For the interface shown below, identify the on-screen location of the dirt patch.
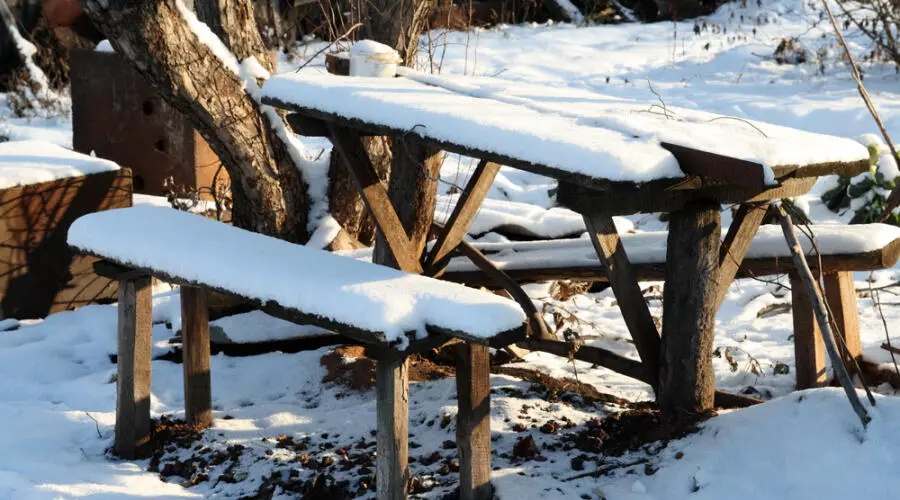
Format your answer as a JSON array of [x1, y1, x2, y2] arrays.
[[320, 346, 456, 391], [568, 407, 712, 458], [492, 365, 653, 410]]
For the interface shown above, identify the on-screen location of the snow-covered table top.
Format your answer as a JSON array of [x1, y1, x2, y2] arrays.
[[0, 140, 120, 189], [262, 70, 869, 187], [68, 206, 525, 347]]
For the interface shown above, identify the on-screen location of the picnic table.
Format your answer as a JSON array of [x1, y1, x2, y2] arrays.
[[260, 66, 871, 497]]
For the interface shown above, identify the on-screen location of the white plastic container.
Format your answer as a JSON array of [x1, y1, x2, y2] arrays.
[[349, 40, 402, 78]]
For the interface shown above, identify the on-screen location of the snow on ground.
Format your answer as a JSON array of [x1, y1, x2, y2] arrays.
[[2, 0, 900, 496]]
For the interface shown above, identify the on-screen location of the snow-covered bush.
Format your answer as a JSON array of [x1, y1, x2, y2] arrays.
[[822, 134, 900, 224]]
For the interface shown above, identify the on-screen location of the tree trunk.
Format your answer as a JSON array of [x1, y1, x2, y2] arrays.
[[78, 0, 309, 242], [194, 0, 275, 71]]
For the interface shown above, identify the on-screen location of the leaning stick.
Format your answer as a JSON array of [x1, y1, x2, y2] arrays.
[[774, 202, 870, 427]]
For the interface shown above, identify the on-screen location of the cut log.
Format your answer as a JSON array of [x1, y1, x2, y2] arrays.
[[659, 202, 720, 419], [456, 343, 492, 500], [181, 286, 212, 428], [115, 275, 153, 459], [790, 273, 827, 389]]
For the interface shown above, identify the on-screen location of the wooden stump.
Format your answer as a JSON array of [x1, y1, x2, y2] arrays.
[[659, 203, 721, 418], [791, 273, 827, 389], [376, 355, 410, 500], [115, 275, 153, 459], [181, 286, 212, 428], [456, 343, 492, 500], [823, 271, 862, 374]]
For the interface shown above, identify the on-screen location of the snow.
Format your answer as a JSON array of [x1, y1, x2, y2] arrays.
[[94, 40, 114, 53], [350, 39, 401, 61], [6, 0, 900, 496], [263, 71, 684, 183], [0, 140, 120, 189], [401, 70, 870, 174], [68, 206, 525, 344], [210, 310, 333, 344]]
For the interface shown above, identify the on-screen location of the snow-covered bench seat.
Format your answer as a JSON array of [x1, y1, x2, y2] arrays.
[[438, 223, 900, 392], [440, 224, 900, 286], [67, 206, 526, 466]]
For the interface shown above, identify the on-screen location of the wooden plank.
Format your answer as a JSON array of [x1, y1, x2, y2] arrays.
[[790, 273, 827, 389], [441, 236, 900, 287], [264, 101, 870, 192], [452, 238, 550, 340], [373, 136, 441, 270], [115, 275, 153, 459], [375, 355, 410, 500], [660, 142, 769, 187], [582, 212, 660, 386], [715, 203, 768, 308], [659, 202, 720, 418], [558, 176, 818, 217], [326, 124, 423, 273], [456, 343, 492, 500], [823, 271, 862, 375], [425, 159, 501, 274], [181, 286, 212, 428]]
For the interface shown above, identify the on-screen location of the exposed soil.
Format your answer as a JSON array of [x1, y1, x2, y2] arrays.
[[320, 345, 456, 391], [567, 407, 713, 458]]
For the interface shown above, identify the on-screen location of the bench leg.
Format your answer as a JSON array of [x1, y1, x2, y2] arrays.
[[115, 275, 153, 459], [181, 286, 212, 428], [456, 343, 492, 500], [376, 356, 409, 500], [823, 271, 862, 375], [791, 274, 827, 389]]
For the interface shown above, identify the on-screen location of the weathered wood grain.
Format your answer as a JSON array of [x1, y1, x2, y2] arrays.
[[181, 286, 212, 428], [659, 203, 720, 418], [115, 275, 153, 459], [376, 355, 410, 500], [790, 273, 827, 389], [456, 343, 492, 500], [824, 271, 862, 374], [716, 202, 768, 308], [583, 212, 660, 386]]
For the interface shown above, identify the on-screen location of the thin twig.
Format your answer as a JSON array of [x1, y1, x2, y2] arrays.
[[84, 411, 103, 439], [820, 0, 900, 218], [294, 22, 363, 73]]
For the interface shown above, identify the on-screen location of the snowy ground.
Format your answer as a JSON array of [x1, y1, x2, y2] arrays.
[[2, 0, 900, 497]]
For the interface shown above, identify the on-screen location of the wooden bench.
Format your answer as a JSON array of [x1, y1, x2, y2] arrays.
[[434, 223, 900, 390], [68, 206, 526, 500]]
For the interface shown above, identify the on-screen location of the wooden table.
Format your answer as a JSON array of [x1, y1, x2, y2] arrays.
[[262, 69, 870, 498]]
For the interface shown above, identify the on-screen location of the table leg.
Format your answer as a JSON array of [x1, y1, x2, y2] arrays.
[[659, 202, 721, 418], [376, 355, 410, 500], [583, 211, 660, 386]]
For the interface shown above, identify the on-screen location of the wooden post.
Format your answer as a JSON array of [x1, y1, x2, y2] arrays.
[[716, 202, 768, 308], [790, 273, 827, 389], [659, 202, 721, 419], [376, 355, 410, 500], [583, 212, 661, 386], [823, 271, 862, 374], [181, 286, 212, 428], [115, 275, 153, 459], [456, 343, 492, 500]]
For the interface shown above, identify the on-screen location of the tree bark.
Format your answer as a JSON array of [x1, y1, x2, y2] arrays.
[[79, 0, 309, 242], [194, 0, 275, 72]]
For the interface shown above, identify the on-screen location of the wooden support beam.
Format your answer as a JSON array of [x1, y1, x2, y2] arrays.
[[115, 275, 153, 459], [456, 343, 492, 500], [716, 203, 768, 308], [425, 159, 501, 274], [790, 273, 827, 389], [376, 355, 410, 500], [453, 239, 552, 340], [326, 124, 423, 273], [659, 202, 721, 419], [583, 212, 660, 386], [823, 271, 862, 376], [181, 286, 212, 428]]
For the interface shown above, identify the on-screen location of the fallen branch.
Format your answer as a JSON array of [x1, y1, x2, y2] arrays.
[[774, 203, 871, 428]]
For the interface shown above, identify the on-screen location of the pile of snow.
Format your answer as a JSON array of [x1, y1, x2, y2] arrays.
[[68, 206, 525, 344], [0, 140, 120, 189]]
